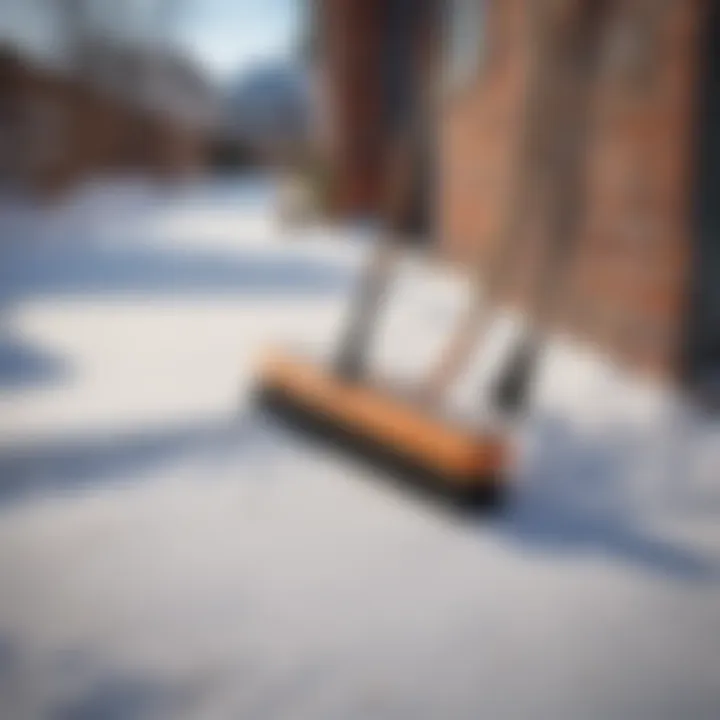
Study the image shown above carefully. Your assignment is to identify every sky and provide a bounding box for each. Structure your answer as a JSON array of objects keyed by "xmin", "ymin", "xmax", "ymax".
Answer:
[
  {"xmin": 0, "ymin": 0, "xmax": 303, "ymax": 85},
  {"xmin": 176, "ymin": 0, "xmax": 303, "ymax": 83}
]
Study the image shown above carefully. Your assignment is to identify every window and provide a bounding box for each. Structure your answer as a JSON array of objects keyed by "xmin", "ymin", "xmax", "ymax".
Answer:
[{"xmin": 445, "ymin": 0, "xmax": 485, "ymax": 92}]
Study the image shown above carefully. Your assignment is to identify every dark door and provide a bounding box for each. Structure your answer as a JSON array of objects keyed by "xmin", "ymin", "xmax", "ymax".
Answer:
[
  {"xmin": 686, "ymin": 0, "xmax": 720, "ymax": 384},
  {"xmin": 380, "ymin": 0, "xmax": 438, "ymax": 241}
]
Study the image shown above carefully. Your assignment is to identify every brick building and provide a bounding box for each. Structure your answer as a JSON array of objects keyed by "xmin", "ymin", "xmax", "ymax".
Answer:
[
  {"xmin": 316, "ymin": 0, "xmax": 719, "ymax": 386},
  {"xmin": 0, "ymin": 43, "xmax": 212, "ymax": 199}
]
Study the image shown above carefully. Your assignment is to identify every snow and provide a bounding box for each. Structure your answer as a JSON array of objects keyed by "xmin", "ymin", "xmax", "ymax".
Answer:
[{"xmin": 0, "ymin": 176, "xmax": 719, "ymax": 719}]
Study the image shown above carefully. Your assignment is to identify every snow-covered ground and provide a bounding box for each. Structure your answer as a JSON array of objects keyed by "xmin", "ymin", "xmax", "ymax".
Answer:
[{"xmin": 0, "ymin": 175, "xmax": 719, "ymax": 719}]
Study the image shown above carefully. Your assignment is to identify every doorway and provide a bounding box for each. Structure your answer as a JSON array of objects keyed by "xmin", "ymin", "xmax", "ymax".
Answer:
[
  {"xmin": 379, "ymin": 0, "xmax": 440, "ymax": 243},
  {"xmin": 686, "ymin": 0, "xmax": 720, "ymax": 386}
]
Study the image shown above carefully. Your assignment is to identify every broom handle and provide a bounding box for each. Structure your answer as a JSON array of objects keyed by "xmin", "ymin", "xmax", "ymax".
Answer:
[
  {"xmin": 418, "ymin": 2, "xmax": 559, "ymax": 403},
  {"xmin": 334, "ymin": 127, "xmax": 421, "ymax": 380},
  {"xmin": 334, "ymin": 237, "xmax": 399, "ymax": 381},
  {"xmin": 335, "ymin": 0, "xmax": 438, "ymax": 381},
  {"xmin": 488, "ymin": 0, "xmax": 611, "ymax": 416}
]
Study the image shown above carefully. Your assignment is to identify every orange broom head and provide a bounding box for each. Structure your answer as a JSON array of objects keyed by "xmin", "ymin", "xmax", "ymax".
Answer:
[{"xmin": 256, "ymin": 350, "xmax": 510, "ymax": 502}]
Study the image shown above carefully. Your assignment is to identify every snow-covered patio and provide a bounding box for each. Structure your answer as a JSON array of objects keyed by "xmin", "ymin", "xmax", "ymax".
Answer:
[{"xmin": 0, "ymin": 176, "xmax": 718, "ymax": 719}]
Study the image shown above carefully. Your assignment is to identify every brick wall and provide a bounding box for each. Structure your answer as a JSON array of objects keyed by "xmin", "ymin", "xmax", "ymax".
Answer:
[
  {"xmin": 440, "ymin": 0, "xmax": 707, "ymax": 380},
  {"xmin": 562, "ymin": 0, "xmax": 704, "ymax": 378},
  {"xmin": 318, "ymin": 0, "xmax": 709, "ymax": 380},
  {"xmin": 440, "ymin": 0, "xmax": 529, "ymax": 268},
  {"xmin": 0, "ymin": 48, "xmax": 207, "ymax": 199}
]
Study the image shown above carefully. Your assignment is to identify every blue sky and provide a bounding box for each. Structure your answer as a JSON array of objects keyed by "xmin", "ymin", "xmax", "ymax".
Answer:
[
  {"xmin": 0, "ymin": 0, "xmax": 301, "ymax": 84},
  {"xmin": 176, "ymin": 0, "xmax": 303, "ymax": 82}
]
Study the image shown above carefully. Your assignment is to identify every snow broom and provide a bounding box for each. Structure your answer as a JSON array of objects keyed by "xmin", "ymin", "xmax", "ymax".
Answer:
[
  {"xmin": 255, "ymin": 0, "xmax": 606, "ymax": 507},
  {"xmin": 256, "ymin": 124, "xmax": 508, "ymax": 508}
]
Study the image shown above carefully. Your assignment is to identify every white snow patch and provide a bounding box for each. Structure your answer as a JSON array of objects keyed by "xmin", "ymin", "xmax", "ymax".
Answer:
[{"xmin": 0, "ymin": 176, "xmax": 718, "ymax": 719}]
